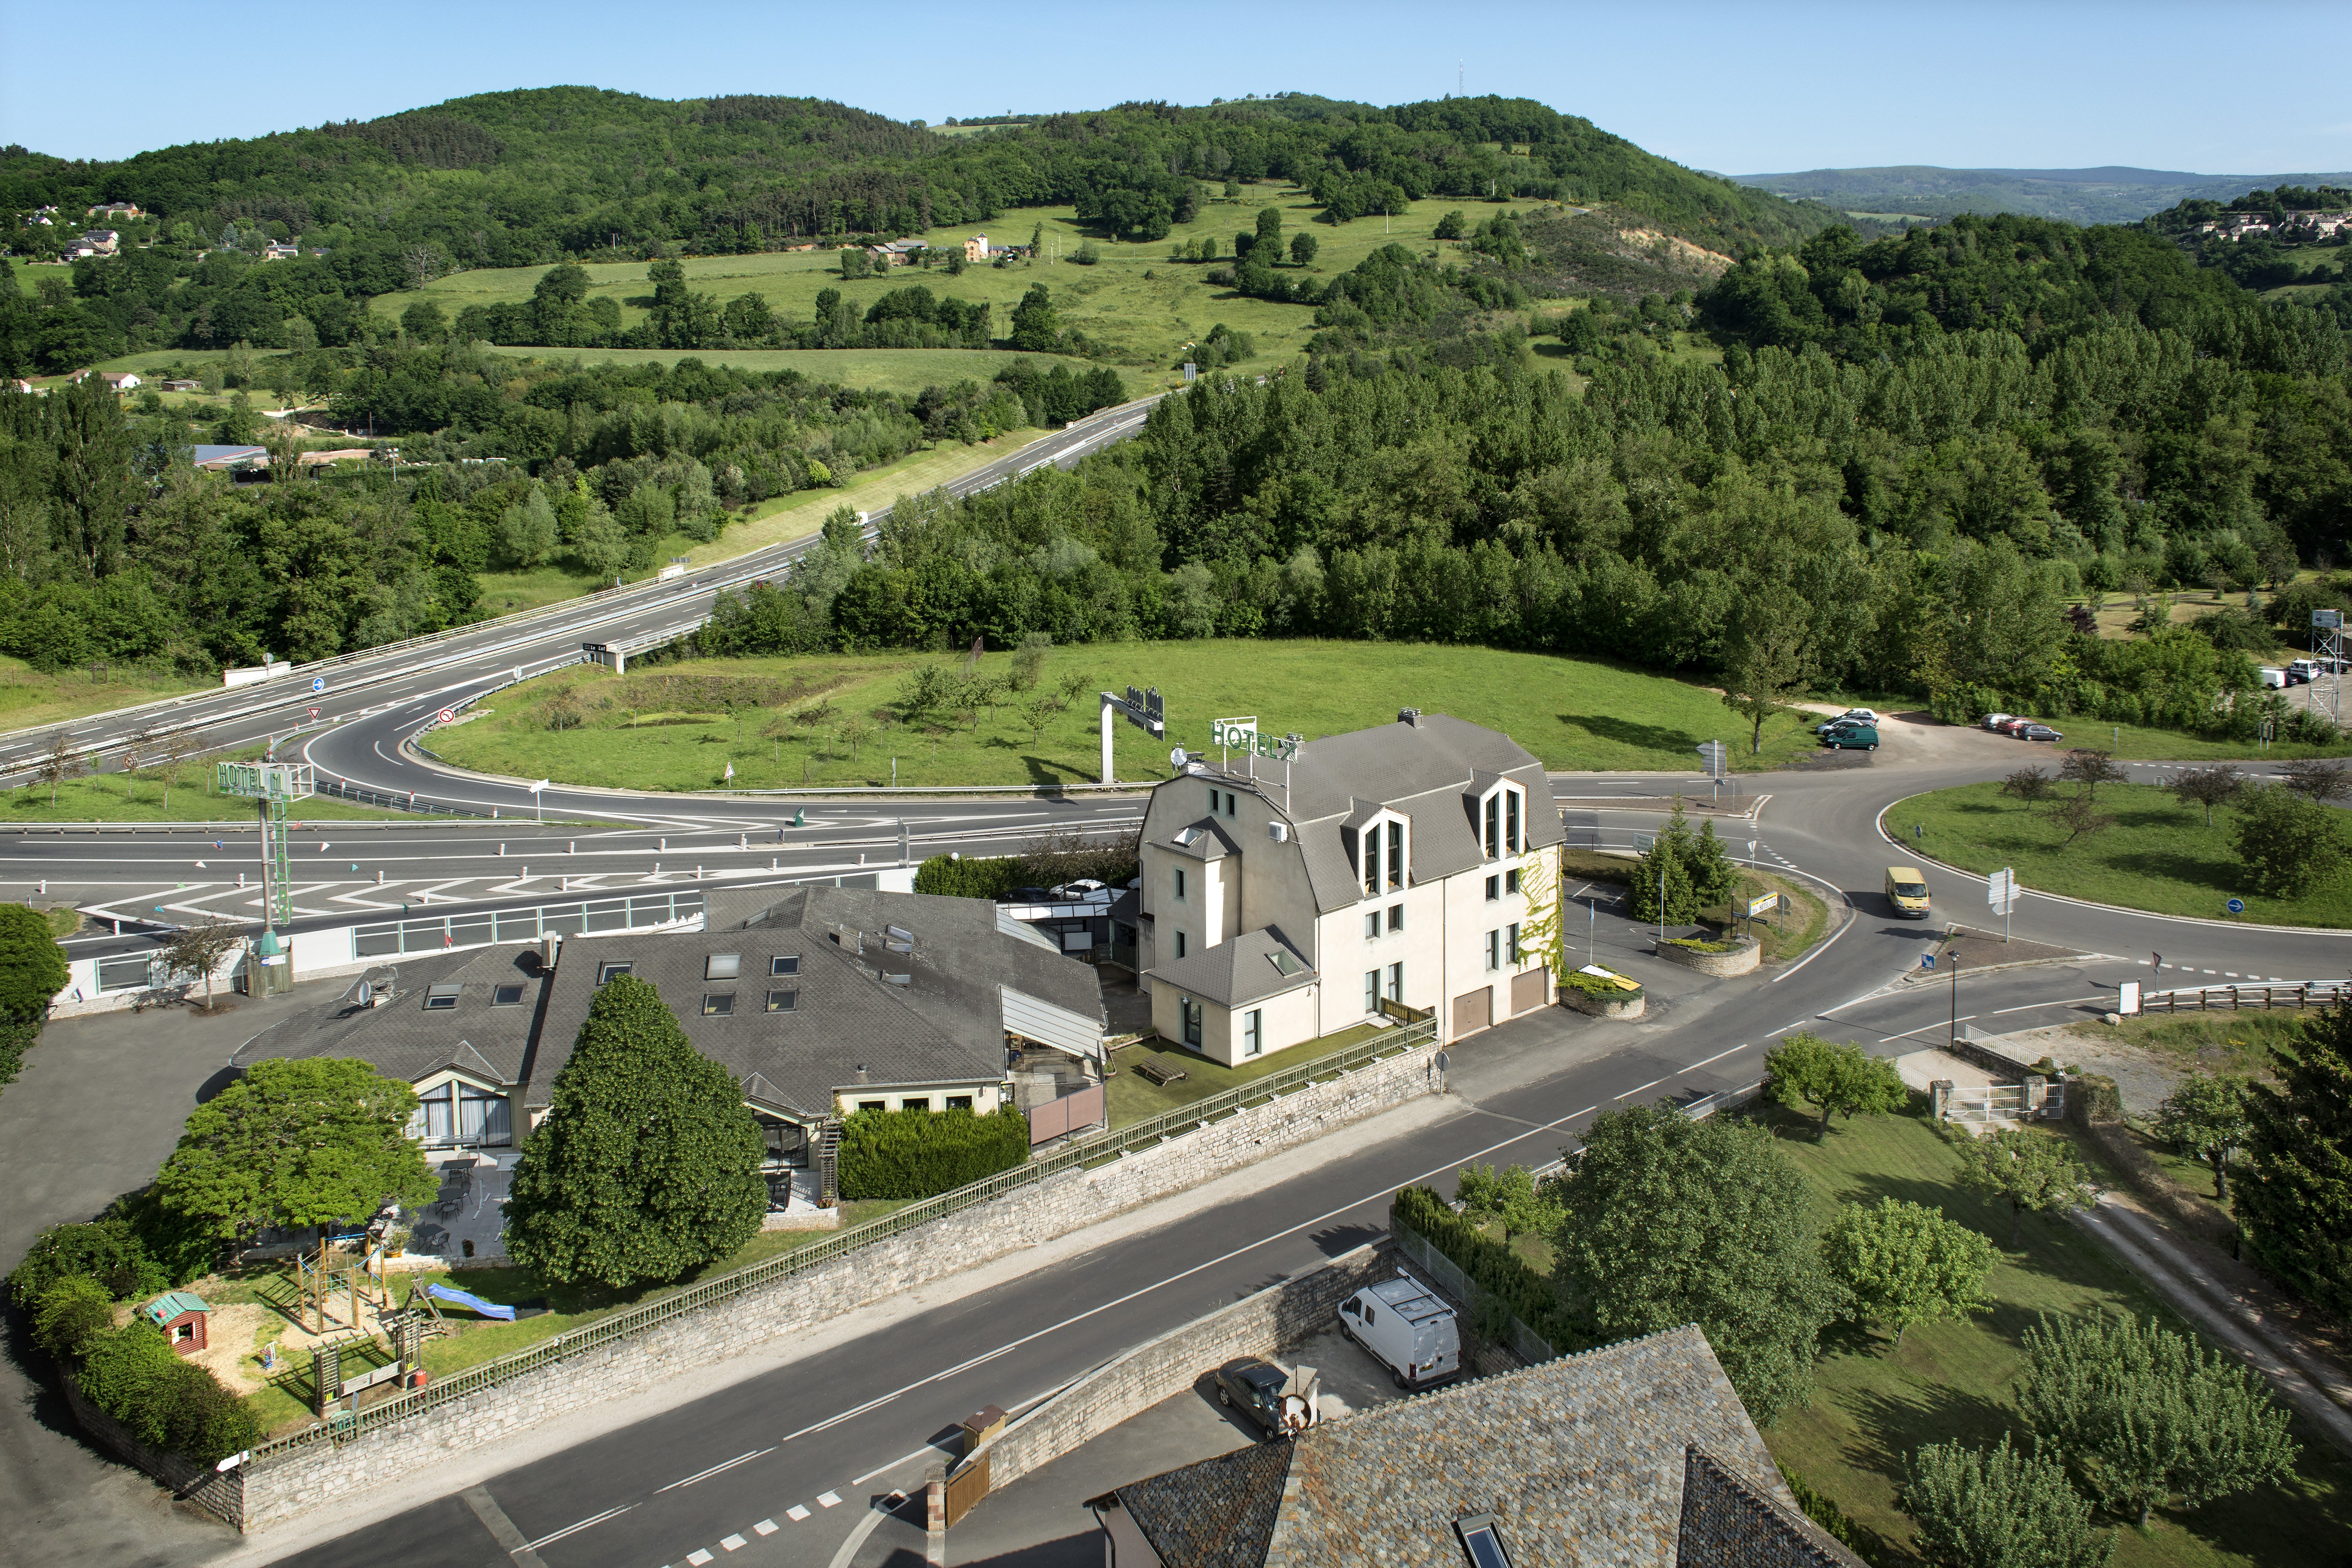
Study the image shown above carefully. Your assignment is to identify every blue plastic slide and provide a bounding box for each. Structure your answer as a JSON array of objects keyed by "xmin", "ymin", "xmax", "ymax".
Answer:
[{"xmin": 426, "ymin": 1282, "xmax": 516, "ymax": 1321}]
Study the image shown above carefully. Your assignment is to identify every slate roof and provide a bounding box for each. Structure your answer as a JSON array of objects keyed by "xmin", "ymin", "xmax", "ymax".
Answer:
[
  {"xmin": 1145, "ymin": 925, "xmax": 1315, "ymax": 1009},
  {"xmin": 1258, "ymin": 714, "xmax": 1565, "ymax": 914},
  {"xmin": 235, "ymin": 886, "xmax": 1107, "ymax": 1125},
  {"xmin": 1112, "ymin": 1325, "xmax": 1861, "ymax": 1568},
  {"xmin": 1158, "ymin": 817, "xmax": 1242, "ymax": 862}
]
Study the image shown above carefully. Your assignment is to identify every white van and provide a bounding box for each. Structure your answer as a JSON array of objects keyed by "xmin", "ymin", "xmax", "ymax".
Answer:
[{"xmin": 1338, "ymin": 1272, "xmax": 1461, "ymax": 1390}]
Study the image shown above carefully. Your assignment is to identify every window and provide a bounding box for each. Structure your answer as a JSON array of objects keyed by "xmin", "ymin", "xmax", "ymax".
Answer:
[
  {"xmin": 706, "ymin": 953, "xmax": 741, "ymax": 980},
  {"xmin": 945, "ymin": 1095, "xmax": 973, "ymax": 1111},
  {"xmin": 1387, "ymin": 823, "xmax": 1403, "ymax": 890},
  {"xmin": 412, "ymin": 1081, "xmax": 511, "ymax": 1146},
  {"xmin": 598, "ymin": 961, "xmax": 633, "ymax": 985},
  {"xmin": 1484, "ymin": 874, "xmax": 1499, "ymax": 902},
  {"xmin": 1181, "ymin": 997, "xmax": 1203, "ymax": 1047},
  {"xmin": 1243, "ymin": 1008, "xmax": 1262, "ymax": 1057},
  {"xmin": 1173, "ymin": 867, "xmax": 1187, "ymax": 901},
  {"xmin": 858, "ymin": 1099, "xmax": 886, "ymax": 1113},
  {"xmin": 1508, "ymin": 923, "xmax": 1522, "ymax": 964},
  {"xmin": 1506, "ymin": 789, "xmax": 1521, "ymax": 854},
  {"xmin": 424, "ymin": 983, "xmax": 461, "ymax": 1010},
  {"xmin": 702, "ymin": 993, "xmax": 735, "ymax": 1016},
  {"xmin": 770, "ymin": 955, "xmax": 799, "ymax": 976},
  {"xmin": 901, "ymin": 1097, "xmax": 929, "ymax": 1113},
  {"xmin": 1365, "ymin": 970, "xmax": 1380, "ymax": 1013},
  {"xmin": 766, "ymin": 989, "xmax": 798, "ymax": 1012},
  {"xmin": 1365, "ymin": 911, "xmax": 1380, "ymax": 941},
  {"xmin": 492, "ymin": 983, "xmax": 525, "ymax": 1006},
  {"xmin": 1387, "ymin": 904, "xmax": 1403, "ymax": 933},
  {"xmin": 1454, "ymin": 1514, "xmax": 1516, "ymax": 1568},
  {"xmin": 1485, "ymin": 930, "xmax": 1501, "ymax": 971},
  {"xmin": 1387, "ymin": 962, "xmax": 1403, "ymax": 1002},
  {"xmin": 1505, "ymin": 868, "xmax": 1521, "ymax": 896},
  {"xmin": 1362, "ymin": 822, "xmax": 1381, "ymax": 897},
  {"xmin": 1174, "ymin": 930, "xmax": 1188, "ymax": 959},
  {"xmin": 1224, "ymin": 790, "xmax": 1237, "ymax": 817},
  {"xmin": 1484, "ymin": 793, "xmax": 1500, "ymax": 859}
]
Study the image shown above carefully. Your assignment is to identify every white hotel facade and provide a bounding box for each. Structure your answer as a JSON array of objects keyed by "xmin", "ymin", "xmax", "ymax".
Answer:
[{"xmin": 1137, "ymin": 710, "xmax": 1565, "ymax": 1062}]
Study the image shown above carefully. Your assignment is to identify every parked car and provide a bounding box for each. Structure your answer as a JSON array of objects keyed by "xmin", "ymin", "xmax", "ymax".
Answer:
[
  {"xmin": 1338, "ymin": 1273, "xmax": 1462, "ymax": 1390},
  {"xmin": 1000, "ymin": 886, "xmax": 1054, "ymax": 904},
  {"xmin": 1213, "ymin": 1356, "xmax": 1322, "ymax": 1437},
  {"xmin": 1821, "ymin": 723, "xmax": 1879, "ymax": 751},
  {"xmin": 1813, "ymin": 716, "xmax": 1864, "ymax": 734},
  {"xmin": 2001, "ymin": 717, "xmax": 2039, "ymax": 736},
  {"xmin": 1840, "ymin": 708, "xmax": 1879, "ymax": 722},
  {"xmin": 2018, "ymin": 723, "xmax": 2064, "ymax": 742},
  {"xmin": 1980, "ymin": 712, "xmax": 2014, "ymax": 730},
  {"xmin": 2259, "ymin": 666, "xmax": 2288, "ymax": 690}
]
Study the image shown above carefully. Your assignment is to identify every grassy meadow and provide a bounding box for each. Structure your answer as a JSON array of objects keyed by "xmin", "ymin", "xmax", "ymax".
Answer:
[
  {"xmin": 1746, "ymin": 1102, "xmax": 2352, "ymax": 1565},
  {"xmin": 0, "ymin": 654, "xmax": 211, "ymax": 738},
  {"xmin": 428, "ymin": 639, "xmax": 1829, "ymax": 791},
  {"xmin": 1889, "ymin": 780, "xmax": 2352, "ymax": 927}
]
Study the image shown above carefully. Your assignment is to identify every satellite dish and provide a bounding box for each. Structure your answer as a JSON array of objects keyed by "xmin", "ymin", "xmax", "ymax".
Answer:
[{"xmin": 1169, "ymin": 747, "xmax": 1189, "ymax": 768}]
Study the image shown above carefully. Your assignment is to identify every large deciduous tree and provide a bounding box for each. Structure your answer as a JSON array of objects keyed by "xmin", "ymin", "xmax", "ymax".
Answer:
[
  {"xmin": 1764, "ymin": 1033, "xmax": 1908, "ymax": 1140},
  {"xmin": 1549, "ymin": 1103, "xmax": 1841, "ymax": 1424},
  {"xmin": 0, "ymin": 901, "xmax": 68, "ymax": 1019},
  {"xmin": 2233, "ymin": 783, "xmax": 2345, "ymax": 898},
  {"xmin": 1719, "ymin": 595, "xmax": 1810, "ymax": 756},
  {"xmin": 1900, "ymin": 1435, "xmax": 2112, "ymax": 1568},
  {"xmin": 1957, "ymin": 1127, "xmax": 2102, "ymax": 1247},
  {"xmin": 2236, "ymin": 1003, "xmax": 2352, "ymax": 1317},
  {"xmin": 1823, "ymin": 1198, "xmax": 1996, "ymax": 1348},
  {"xmin": 2153, "ymin": 1072, "xmax": 2252, "ymax": 1200},
  {"xmin": 153, "ymin": 1059, "xmax": 436, "ymax": 1242},
  {"xmin": 503, "ymin": 974, "xmax": 767, "ymax": 1288},
  {"xmin": 2019, "ymin": 1311, "xmax": 2297, "ymax": 1527},
  {"xmin": 1008, "ymin": 284, "xmax": 1058, "ymax": 352}
]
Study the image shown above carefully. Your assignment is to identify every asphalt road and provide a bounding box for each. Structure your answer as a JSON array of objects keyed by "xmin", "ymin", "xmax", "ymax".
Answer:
[{"xmin": 0, "ymin": 394, "xmax": 1164, "ymax": 789}]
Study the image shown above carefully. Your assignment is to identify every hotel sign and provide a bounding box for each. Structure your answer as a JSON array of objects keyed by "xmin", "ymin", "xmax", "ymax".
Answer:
[{"xmin": 1210, "ymin": 716, "xmax": 1298, "ymax": 762}]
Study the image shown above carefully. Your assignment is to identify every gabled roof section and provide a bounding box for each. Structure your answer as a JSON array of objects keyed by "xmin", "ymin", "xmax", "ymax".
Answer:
[
  {"xmin": 1677, "ymin": 1447, "xmax": 1863, "ymax": 1568},
  {"xmin": 1115, "ymin": 1436, "xmax": 1292, "ymax": 1568},
  {"xmin": 1162, "ymin": 817, "xmax": 1241, "ymax": 862},
  {"xmin": 1144, "ymin": 926, "xmax": 1316, "ymax": 1009},
  {"xmin": 442, "ymin": 1039, "xmax": 505, "ymax": 1085}
]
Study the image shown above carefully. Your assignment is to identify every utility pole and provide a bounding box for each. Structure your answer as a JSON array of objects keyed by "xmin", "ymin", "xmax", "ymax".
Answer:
[{"xmin": 1949, "ymin": 953, "xmax": 1963, "ymax": 1051}]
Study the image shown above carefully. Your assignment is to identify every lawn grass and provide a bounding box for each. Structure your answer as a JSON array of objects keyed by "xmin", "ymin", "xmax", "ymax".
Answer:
[
  {"xmin": 479, "ymin": 345, "xmax": 1107, "ymax": 398},
  {"xmin": 1748, "ymin": 1100, "xmax": 2352, "ymax": 1565},
  {"xmin": 1888, "ymin": 780, "xmax": 2352, "ymax": 928},
  {"xmin": 2062, "ymin": 1010, "xmax": 2316, "ymax": 1080},
  {"xmin": 0, "ymin": 654, "xmax": 213, "ymax": 739},
  {"xmin": 1718, "ymin": 868, "xmax": 1828, "ymax": 965},
  {"xmin": 1104, "ymin": 1020, "xmax": 1391, "ymax": 1127},
  {"xmin": 0, "ymin": 767, "xmax": 410, "ymax": 824},
  {"xmin": 362, "ymin": 184, "xmax": 1553, "ymax": 379},
  {"xmin": 430, "ymin": 639, "xmax": 1827, "ymax": 793}
]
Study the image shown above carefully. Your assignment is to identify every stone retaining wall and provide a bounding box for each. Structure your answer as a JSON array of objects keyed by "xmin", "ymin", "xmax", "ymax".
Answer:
[
  {"xmin": 194, "ymin": 1035, "xmax": 1445, "ymax": 1532},
  {"xmin": 972, "ymin": 1241, "xmax": 1401, "ymax": 1497},
  {"xmin": 1651, "ymin": 938, "xmax": 1761, "ymax": 977},
  {"xmin": 61, "ymin": 1379, "xmax": 247, "ymax": 1529},
  {"xmin": 1561, "ymin": 988, "xmax": 1645, "ymax": 1019}
]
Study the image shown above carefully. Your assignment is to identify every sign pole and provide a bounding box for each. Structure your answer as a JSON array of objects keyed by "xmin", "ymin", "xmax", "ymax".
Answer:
[{"xmin": 1098, "ymin": 693, "xmax": 1115, "ymax": 785}]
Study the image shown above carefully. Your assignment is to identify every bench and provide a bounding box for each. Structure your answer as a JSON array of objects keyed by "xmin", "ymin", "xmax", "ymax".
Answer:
[{"xmin": 1134, "ymin": 1054, "xmax": 1189, "ymax": 1087}]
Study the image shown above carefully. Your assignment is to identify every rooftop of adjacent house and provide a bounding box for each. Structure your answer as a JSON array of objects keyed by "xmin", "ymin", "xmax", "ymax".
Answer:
[
  {"xmin": 233, "ymin": 946, "xmax": 554, "ymax": 1101},
  {"xmin": 139, "ymin": 1291, "xmax": 209, "ymax": 1324},
  {"xmin": 1109, "ymin": 1325, "xmax": 1860, "ymax": 1568},
  {"xmin": 1145, "ymin": 925, "xmax": 1315, "ymax": 1008}
]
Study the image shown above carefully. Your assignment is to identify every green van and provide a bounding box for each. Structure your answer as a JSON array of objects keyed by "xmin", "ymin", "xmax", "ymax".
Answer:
[{"xmin": 1821, "ymin": 723, "xmax": 1878, "ymax": 751}]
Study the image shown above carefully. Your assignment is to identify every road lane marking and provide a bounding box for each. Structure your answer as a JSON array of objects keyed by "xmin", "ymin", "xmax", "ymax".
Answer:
[
  {"xmin": 721, "ymin": 1534, "xmax": 748, "ymax": 1551},
  {"xmin": 688, "ymin": 1551, "xmax": 714, "ymax": 1566},
  {"xmin": 657, "ymin": 1448, "xmax": 773, "ymax": 1493},
  {"xmin": 755, "ymin": 1520, "xmax": 779, "ymax": 1536},
  {"xmin": 817, "ymin": 1491, "xmax": 843, "ymax": 1507},
  {"xmin": 461, "ymin": 1485, "xmax": 549, "ymax": 1566},
  {"xmin": 786, "ymin": 1505, "xmax": 811, "ymax": 1521}
]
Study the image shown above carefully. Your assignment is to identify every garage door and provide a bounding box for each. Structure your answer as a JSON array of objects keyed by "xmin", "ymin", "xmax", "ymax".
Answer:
[
  {"xmin": 1512, "ymin": 966, "xmax": 1550, "ymax": 1014},
  {"xmin": 1453, "ymin": 986, "xmax": 1492, "ymax": 1036}
]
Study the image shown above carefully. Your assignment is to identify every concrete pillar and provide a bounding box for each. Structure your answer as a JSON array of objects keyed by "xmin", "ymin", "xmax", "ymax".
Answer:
[
  {"xmin": 2025, "ymin": 1075, "xmax": 2047, "ymax": 1117},
  {"xmin": 1099, "ymin": 693, "xmax": 1115, "ymax": 785},
  {"xmin": 1930, "ymin": 1079, "xmax": 1953, "ymax": 1122},
  {"xmin": 925, "ymin": 1465, "xmax": 947, "ymax": 1565}
]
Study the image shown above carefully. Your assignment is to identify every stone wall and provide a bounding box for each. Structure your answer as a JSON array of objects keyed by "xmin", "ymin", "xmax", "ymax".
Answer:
[
  {"xmin": 971, "ymin": 1241, "xmax": 1401, "ymax": 1497},
  {"xmin": 1561, "ymin": 988, "xmax": 1644, "ymax": 1019},
  {"xmin": 216, "ymin": 1035, "xmax": 1444, "ymax": 1533},
  {"xmin": 1651, "ymin": 937, "xmax": 1761, "ymax": 977},
  {"xmin": 61, "ymin": 1378, "xmax": 247, "ymax": 1530}
]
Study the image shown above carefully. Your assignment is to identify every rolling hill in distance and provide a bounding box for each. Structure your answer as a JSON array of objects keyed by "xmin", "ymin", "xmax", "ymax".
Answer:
[{"xmin": 1731, "ymin": 163, "xmax": 2352, "ymax": 225}]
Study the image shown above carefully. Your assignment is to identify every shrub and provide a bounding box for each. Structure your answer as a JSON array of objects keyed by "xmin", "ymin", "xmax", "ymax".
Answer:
[
  {"xmin": 8, "ymin": 1218, "xmax": 167, "ymax": 1305},
  {"xmin": 1559, "ymin": 969, "xmax": 1640, "ymax": 1000},
  {"xmin": 0, "ymin": 1015, "xmax": 37, "ymax": 1091},
  {"xmin": 838, "ymin": 1108, "xmax": 1030, "ymax": 1200},
  {"xmin": 78, "ymin": 1320, "xmax": 259, "ymax": 1465},
  {"xmin": 32, "ymin": 1275, "xmax": 117, "ymax": 1360},
  {"xmin": 0, "ymin": 901, "xmax": 68, "ymax": 1019},
  {"xmin": 1391, "ymin": 1184, "xmax": 1577, "ymax": 1350}
]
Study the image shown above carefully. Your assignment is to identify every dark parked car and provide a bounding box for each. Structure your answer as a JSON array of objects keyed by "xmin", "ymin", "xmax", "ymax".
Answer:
[
  {"xmin": 2018, "ymin": 723, "xmax": 2064, "ymax": 742},
  {"xmin": 1213, "ymin": 1356, "xmax": 1319, "ymax": 1437}
]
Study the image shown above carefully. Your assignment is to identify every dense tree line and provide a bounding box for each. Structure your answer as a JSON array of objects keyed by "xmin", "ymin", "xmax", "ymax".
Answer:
[{"xmin": 0, "ymin": 349, "xmax": 1122, "ymax": 670}]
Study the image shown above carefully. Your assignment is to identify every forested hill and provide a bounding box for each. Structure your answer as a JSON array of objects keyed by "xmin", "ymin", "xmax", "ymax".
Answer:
[{"xmin": 0, "ymin": 88, "xmax": 1830, "ymax": 270}]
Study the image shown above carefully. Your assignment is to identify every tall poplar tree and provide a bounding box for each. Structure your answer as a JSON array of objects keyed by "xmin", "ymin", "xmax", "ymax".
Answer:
[{"xmin": 2237, "ymin": 1003, "xmax": 2352, "ymax": 1316}]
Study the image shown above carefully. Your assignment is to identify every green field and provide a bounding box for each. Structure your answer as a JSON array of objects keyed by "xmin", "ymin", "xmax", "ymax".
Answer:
[
  {"xmin": 428, "ymin": 639, "xmax": 1827, "ymax": 791},
  {"xmin": 366, "ymin": 184, "xmax": 1526, "ymax": 377},
  {"xmin": 0, "ymin": 655, "xmax": 212, "ymax": 739},
  {"xmin": 1747, "ymin": 1102, "xmax": 2352, "ymax": 1564},
  {"xmin": 480, "ymin": 345, "xmax": 1107, "ymax": 397},
  {"xmin": 1889, "ymin": 780, "xmax": 2352, "ymax": 928}
]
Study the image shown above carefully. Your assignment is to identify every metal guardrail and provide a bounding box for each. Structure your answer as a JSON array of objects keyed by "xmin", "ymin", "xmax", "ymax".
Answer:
[
  {"xmin": 239, "ymin": 1014, "xmax": 1437, "ymax": 1467},
  {"xmin": 2148, "ymin": 980, "xmax": 2348, "ymax": 1013}
]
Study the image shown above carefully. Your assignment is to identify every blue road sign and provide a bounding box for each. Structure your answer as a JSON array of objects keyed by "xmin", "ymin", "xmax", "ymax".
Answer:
[
  {"xmin": 1920, "ymin": 953, "xmax": 1935, "ymax": 970},
  {"xmin": 311, "ymin": 676, "xmax": 326, "ymax": 693},
  {"xmin": 2228, "ymin": 897, "xmax": 2246, "ymax": 914}
]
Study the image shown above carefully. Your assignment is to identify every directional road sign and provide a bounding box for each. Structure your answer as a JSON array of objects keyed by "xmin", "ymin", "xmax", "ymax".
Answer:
[
  {"xmin": 1695, "ymin": 740, "xmax": 1727, "ymax": 777},
  {"xmin": 312, "ymin": 676, "xmax": 326, "ymax": 693},
  {"xmin": 1987, "ymin": 867, "xmax": 2018, "ymax": 913},
  {"xmin": 2227, "ymin": 897, "xmax": 2246, "ymax": 915}
]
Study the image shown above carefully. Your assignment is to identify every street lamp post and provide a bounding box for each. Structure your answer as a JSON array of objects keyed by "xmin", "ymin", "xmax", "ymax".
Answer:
[{"xmin": 1949, "ymin": 952, "xmax": 1963, "ymax": 1050}]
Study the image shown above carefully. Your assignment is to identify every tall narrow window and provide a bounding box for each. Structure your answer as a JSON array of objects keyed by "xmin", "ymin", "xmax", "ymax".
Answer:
[
  {"xmin": 1363, "ymin": 822, "xmax": 1381, "ymax": 897},
  {"xmin": 1387, "ymin": 904, "xmax": 1403, "ymax": 933},
  {"xmin": 1365, "ymin": 912, "xmax": 1379, "ymax": 941},
  {"xmin": 1485, "ymin": 930, "xmax": 1501, "ymax": 971},
  {"xmin": 1508, "ymin": 922, "xmax": 1522, "ymax": 964},
  {"xmin": 1365, "ymin": 970, "xmax": 1380, "ymax": 1014},
  {"xmin": 1174, "ymin": 867, "xmax": 1186, "ymax": 901},
  {"xmin": 1484, "ymin": 793, "xmax": 1500, "ymax": 859},
  {"xmin": 1387, "ymin": 822, "xmax": 1403, "ymax": 889},
  {"xmin": 1175, "ymin": 931, "xmax": 1188, "ymax": 959},
  {"xmin": 1243, "ymin": 1008, "xmax": 1262, "ymax": 1057},
  {"xmin": 1387, "ymin": 961, "xmax": 1403, "ymax": 1002},
  {"xmin": 1182, "ymin": 997, "xmax": 1203, "ymax": 1047},
  {"xmin": 1506, "ymin": 790, "xmax": 1521, "ymax": 854}
]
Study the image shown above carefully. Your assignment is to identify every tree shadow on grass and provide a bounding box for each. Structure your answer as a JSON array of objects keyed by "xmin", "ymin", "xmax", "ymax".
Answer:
[
  {"xmin": 1837, "ymin": 1379, "xmax": 2019, "ymax": 1497},
  {"xmin": 1557, "ymin": 712, "xmax": 1701, "ymax": 755}
]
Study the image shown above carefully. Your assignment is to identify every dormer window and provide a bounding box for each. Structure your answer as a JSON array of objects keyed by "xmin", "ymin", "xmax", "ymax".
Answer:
[
  {"xmin": 1482, "ymin": 785, "xmax": 1525, "ymax": 860},
  {"xmin": 1360, "ymin": 815, "xmax": 1407, "ymax": 896}
]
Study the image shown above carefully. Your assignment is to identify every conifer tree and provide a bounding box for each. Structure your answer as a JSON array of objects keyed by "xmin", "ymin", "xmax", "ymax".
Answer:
[{"xmin": 2237, "ymin": 1003, "xmax": 2352, "ymax": 1316}]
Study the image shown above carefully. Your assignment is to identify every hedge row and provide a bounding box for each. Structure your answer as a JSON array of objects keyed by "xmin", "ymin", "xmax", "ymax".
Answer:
[
  {"xmin": 1390, "ymin": 1184, "xmax": 1578, "ymax": 1350},
  {"xmin": 837, "ymin": 1107, "xmax": 1031, "ymax": 1200},
  {"xmin": 34, "ymin": 1276, "xmax": 258, "ymax": 1465},
  {"xmin": 910, "ymin": 842, "xmax": 1138, "ymax": 902}
]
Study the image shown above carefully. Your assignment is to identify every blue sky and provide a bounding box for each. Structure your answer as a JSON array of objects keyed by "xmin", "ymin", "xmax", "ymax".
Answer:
[{"xmin": 6, "ymin": 0, "xmax": 2350, "ymax": 175}]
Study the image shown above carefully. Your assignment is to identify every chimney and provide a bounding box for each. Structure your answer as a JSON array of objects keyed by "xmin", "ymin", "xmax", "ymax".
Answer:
[
  {"xmin": 854, "ymin": 1065, "xmax": 870, "ymax": 1084},
  {"xmin": 1398, "ymin": 708, "xmax": 1422, "ymax": 727}
]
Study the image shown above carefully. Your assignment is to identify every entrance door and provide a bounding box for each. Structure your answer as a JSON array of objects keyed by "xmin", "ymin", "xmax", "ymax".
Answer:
[
  {"xmin": 1453, "ymin": 986, "xmax": 1493, "ymax": 1037},
  {"xmin": 1512, "ymin": 966, "xmax": 1550, "ymax": 1014}
]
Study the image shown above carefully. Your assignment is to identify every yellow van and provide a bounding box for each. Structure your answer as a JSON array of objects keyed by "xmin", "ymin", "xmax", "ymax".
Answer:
[{"xmin": 1885, "ymin": 866, "xmax": 1931, "ymax": 919}]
